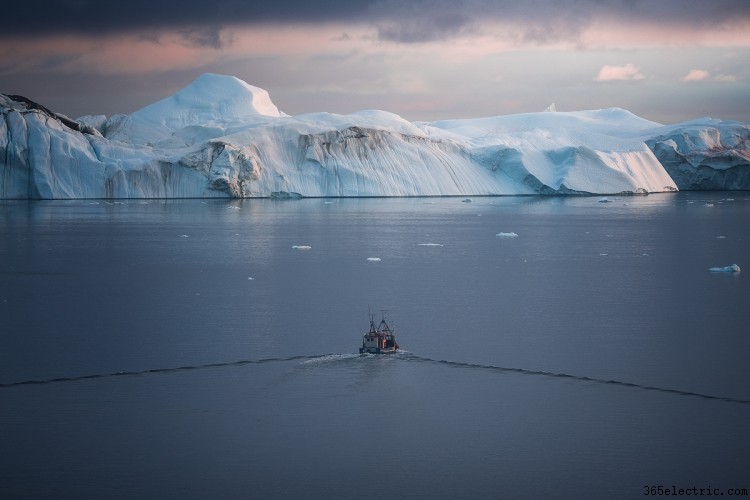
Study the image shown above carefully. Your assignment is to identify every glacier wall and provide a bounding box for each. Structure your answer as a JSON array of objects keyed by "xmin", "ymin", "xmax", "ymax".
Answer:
[
  {"xmin": 1, "ymin": 74, "xmax": 748, "ymax": 199},
  {"xmin": 645, "ymin": 120, "xmax": 750, "ymax": 191}
]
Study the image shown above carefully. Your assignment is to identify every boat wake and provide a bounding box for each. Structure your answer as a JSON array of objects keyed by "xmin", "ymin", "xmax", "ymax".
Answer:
[
  {"xmin": 299, "ymin": 353, "xmax": 362, "ymax": 365},
  {"xmin": 0, "ymin": 354, "xmax": 335, "ymax": 389},
  {"xmin": 401, "ymin": 353, "xmax": 750, "ymax": 405},
  {"xmin": 2, "ymin": 351, "xmax": 748, "ymax": 405}
]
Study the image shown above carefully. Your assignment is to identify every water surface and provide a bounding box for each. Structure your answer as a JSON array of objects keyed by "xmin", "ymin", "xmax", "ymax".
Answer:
[{"xmin": 1, "ymin": 193, "xmax": 748, "ymax": 499}]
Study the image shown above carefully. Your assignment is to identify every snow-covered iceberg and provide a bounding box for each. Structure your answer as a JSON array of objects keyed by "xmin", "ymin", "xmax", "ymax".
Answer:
[{"xmin": 2, "ymin": 73, "xmax": 748, "ymax": 199}]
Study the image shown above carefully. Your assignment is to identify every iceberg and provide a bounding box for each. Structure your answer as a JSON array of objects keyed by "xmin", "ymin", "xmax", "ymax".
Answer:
[
  {"xmin": 1, "ymin": 73, "xmax": 748, "ymax": 199},
  {"xmin": 708, "ymin": 264, "xmax": 741, "ymax": 273},
  {"xmin": 645, "ymin": 119, "xmax": 750, "ymax": 191}
]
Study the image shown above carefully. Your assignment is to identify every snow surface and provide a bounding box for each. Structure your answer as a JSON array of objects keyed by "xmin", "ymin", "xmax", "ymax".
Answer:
[{"xmin": 2, "ymin": 73, "xmax": 749, "ymax": 199}]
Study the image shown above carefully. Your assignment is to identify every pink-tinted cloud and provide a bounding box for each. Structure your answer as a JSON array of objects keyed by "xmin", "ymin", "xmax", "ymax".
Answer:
[
  {"xmin": 682, "ymin": 69, "xmax": 711, "ymax": 82},
  {"xmin": 594, "ymin": 64, "xmax": 645, "ymax": 82},
  {"xmin": 579, "ymin": 20, "xmax": 750, "ymax": 49},
  {"xmin": 682, "ymin": 69, "xmax": 739, "ymax": 83}
]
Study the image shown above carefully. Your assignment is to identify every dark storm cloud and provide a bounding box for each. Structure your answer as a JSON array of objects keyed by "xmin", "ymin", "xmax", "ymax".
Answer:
[{"xmin": 3, "ymin": 0, "xmax": 749, "ymax": 42}]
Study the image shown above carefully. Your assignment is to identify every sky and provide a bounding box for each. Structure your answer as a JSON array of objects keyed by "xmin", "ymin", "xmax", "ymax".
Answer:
[{"xmin": 1, "ymin": 0, "xmax": 749, "ymax": 124}]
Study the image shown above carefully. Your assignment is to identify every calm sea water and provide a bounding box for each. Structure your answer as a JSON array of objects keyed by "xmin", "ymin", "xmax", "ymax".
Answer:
[{"xmin": 1, "ymin": 193, "xmax": 749, "ymax": 499}]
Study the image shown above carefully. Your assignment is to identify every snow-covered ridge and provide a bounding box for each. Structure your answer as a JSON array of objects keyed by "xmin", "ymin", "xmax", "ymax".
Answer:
[{"xmin": 1, "ymin": 73, "xmax": 748, "ymax": 199}]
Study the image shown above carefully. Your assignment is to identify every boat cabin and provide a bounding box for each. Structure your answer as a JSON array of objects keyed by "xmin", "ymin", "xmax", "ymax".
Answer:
[{"xmin": 359, "ymin": 313, "xmax": 399, "ymax": 354}]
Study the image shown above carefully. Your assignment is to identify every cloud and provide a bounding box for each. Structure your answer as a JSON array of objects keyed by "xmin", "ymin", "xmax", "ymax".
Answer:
[
  {"xmin": 713, "ymin": 74, "xmax": 737, "ymax": 82},
  {"xmin": 682, "ymin": 69, "xmax": 711, "ymax": 82},
  {"xmin": 3, "ymin": 0, "xmax": 750, "ymax": 45},
  {"xmin": 594, "ymin": 63, "xmax": 645, "ymax": 82},
  {"xmin": 682, "ymin": 69, "xmax": 738, "ymax": 83},
  {"xmin": 376, "ymin": 11, "xmax": 474, "ymax": 43}
]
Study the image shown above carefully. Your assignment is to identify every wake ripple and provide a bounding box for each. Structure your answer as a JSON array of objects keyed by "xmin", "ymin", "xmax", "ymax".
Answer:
[
  {"xmin": 0, "ymin": 354, "xmax": 335, "ymax": 389},
  {"xmin": 402, "ymin": 354, "xmax": 750, "ymax": 405},
  {"xmin": 3, "ymin": 352, "xmax": 748, "ymax": 405}
]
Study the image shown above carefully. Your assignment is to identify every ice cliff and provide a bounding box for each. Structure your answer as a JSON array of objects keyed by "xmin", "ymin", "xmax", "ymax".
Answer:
[
  {"xmin": 2, "ymin": 73, "xmax": 748, "ymax": 199},
  {"xmin": 645, "ymin": 119, "xmax": 750, "ymax": 191}
]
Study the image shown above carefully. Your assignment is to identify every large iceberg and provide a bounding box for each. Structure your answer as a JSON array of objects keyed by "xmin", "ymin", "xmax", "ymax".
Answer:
[
  {"xmin": 1, "ymin": 73, "xmax": 748, "ymax": 199},
  {"xmin": 645, "ymin": 120, "xmax": 750, "ymax": 191}
]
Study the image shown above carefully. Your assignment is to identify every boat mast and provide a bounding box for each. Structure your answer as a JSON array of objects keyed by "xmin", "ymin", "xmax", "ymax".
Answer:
[
  {"xmin": 378, "ymin": 309, "xmax": 393, "ymax": 334},
  {"xmin": 368, "ymin": 307, "xmax": 378, "ymax": 334}
]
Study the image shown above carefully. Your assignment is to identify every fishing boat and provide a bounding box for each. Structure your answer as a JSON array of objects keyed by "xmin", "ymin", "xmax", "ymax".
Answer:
[{"xmin": 359, "ymin": 312, "xmax": 400, "ymax": 354}]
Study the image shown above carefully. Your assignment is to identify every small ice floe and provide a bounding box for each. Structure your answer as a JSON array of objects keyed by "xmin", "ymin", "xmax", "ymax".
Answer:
[
  {"xmin": 462, "ymin": 198, "xmax": 472, "ymax": 203},
  {"xmin": 599, "ymin": 253, "xmax": 609, "ymax": 256},
  {"xmin": 496, "ymin": 232, "xmax": 518, "ymax": 238},
  {"xmin": 418, "ymin": 243, "xmax": 444, "ymax": 247},
  {"xmin": 180, "ymin": 234, "xmax": 189, "ymax": 238},
  {"xmin": 717, "ymin": 236, "xmax": 727, "ymax": 239},
  {"xmin": 704, "ymin": 203, "xmax": 715, "ymax": 207},
  {"xmin": 248, "ymin": 277, "xmax": 255, "ymax": 280},
  {"xmin": 708, "ymin": 264, "xmax": 741, "ymax": 273},
  {"xmin": 292, "ymin": 245, "xmax": 312, "ymax": 250},
  {"xmin": 598, "ymin": 197, "xmax": 612, "ymax": 203},
  {"xmin": 367, "ymin": 257, "xmax": 382, "ymax": 262}
]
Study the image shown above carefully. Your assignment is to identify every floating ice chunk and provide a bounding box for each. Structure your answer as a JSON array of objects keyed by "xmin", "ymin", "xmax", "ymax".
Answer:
[
  {"xmin": 598, "ymin": 197, "xmax": 612, "ymax": 203},
  {"xmin": 708, "ymin": 264, "xmax": 741, "ymax": 273},
  {"xmin": 717, "ymin": 236, "xmax": 727, "ymax": 239},
  {"xmin": 248, "ymin": 277, "xmax": 255, "ymax": 280},
  {"xmin": 180, "ymin": 234, "xmax": 189, "ymax": 238},
  {"xmin": 271, "ymin": 191, "xmax": 303, "ymax": 199},
  {"xmin": 496, "ymin": 232, "xmax": 518, "ymax": 238},
  {"xmin": 292, "ymin": 245, "xmax": 312, "ymax": 250},
  {"xmin": 462, "ymin": 198, "xmax": 472, "ymax": 203},
  {"xmin": 367, "ymin": 257, "xmax": 382, "ymax": 262},
  {"xmin": 418, "ymin": 243, "xmax": 444, "ymax": 246},
  {"xmin": 704, "ymin": 203, "xmax": 714, "ymax": 207}
]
